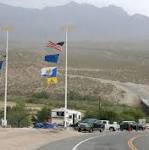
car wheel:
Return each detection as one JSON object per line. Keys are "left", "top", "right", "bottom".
{"left": 78, "top": 128, "right": 81, "bottom": 132}
{"left": 99, "top": 129, "right": 104, "bottom": 132}
{"left": 109, "top": 127, "right": 115, "bottom": 132}
{"left": 89, "top": 128, "right": 93, "bottom": 133}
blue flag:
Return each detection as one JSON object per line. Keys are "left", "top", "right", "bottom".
{"left": 44, "top": 54, "right": 59, "bottom": 63}
{"left": 0, "top": 61, "right": 3, "bottom": 70}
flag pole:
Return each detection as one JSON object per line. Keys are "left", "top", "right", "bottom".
{"left": 62, "top": 24, "right": 74, "bottom": 128}
{"left": 64, "top": 28, "right": 68, "bottom": 128}
{"left": 3, "top": 30, "right": 9, "bottom": 127}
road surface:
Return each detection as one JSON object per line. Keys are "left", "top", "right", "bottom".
{"left": 133, "top": 133, "right": 149, "bottom": 150}
{"left": 39, "top": 131, "right": 149, "bottom": 150}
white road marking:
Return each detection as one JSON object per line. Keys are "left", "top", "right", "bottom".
{"left": 72, "top": 132, "right": 117, "bottom": 150}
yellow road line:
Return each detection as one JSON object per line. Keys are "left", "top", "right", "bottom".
{"left": 128, "top": 133, "right": 149, "bottom": 150}
{"left": 128, "top": 135, "right": 139, "bottom": 150}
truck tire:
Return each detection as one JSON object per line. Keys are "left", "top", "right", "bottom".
{"left": 89, "top": 128, "right": 93, "bottom": 133}
{"left": 109, "top": 127, "right": 115, "bottom": 132}
{"left": 78, "top": 128, "right": 82, "bottom": 132}
{"left": 99, "top": 128, "right": 104, "bottom": 132}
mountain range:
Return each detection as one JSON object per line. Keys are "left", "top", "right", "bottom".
{"left": 0, "top": 1, "right": 149, "bottom": 42}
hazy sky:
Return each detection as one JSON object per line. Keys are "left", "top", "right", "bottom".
{"left": 0, "top": 0, "right": 148, "bottom": 16}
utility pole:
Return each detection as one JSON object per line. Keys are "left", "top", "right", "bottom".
{"left": 98, "top": 96, "right": 102, "bottom": 119}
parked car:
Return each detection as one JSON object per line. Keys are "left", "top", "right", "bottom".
{"left": 77, "top": 118, "right": 105, "bottom": 133}
{"left": 93, "top": 120, "right": 105, "bottom": 132}
{"left": 120, "top": 122, "right": 134, "bottom": 131}
{"left": 145, "top": 123, "right": 149, "bottom": 129}
{"left": 99, "top": 120, "right": 120, "bottom": 131}
{"left": 120, "top": 121, "right": 145, "bottom": 131}
{"left": 78, "top": 122, "right": 94, "bottom": 132}
{"left": 137, "top": 124, "right": 146, "bottom": 130}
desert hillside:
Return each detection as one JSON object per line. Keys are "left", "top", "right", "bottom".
{"left": 0, "top": 42, "right": 148, "bottom": 106}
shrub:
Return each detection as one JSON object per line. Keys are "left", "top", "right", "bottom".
{"left": 32, "top": 91, "right": 49, "bottom": 99}
{"left": 121, "top": 109, "right": 145, "bottom": 121}
{"left": 99, "top": 110, "right": 118, "bottom": 121}
{"left": 36, "top": 106, "right": 51, "bottom": 122}
{"left": 84, "top": 107, "right": 146, "bottom": 122}
{"left": 6, "top": 101, "right": 30, "bottom": 127}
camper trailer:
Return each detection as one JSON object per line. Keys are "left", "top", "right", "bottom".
{"left": 51, "top": 108, "right": 81, "bottom": 126}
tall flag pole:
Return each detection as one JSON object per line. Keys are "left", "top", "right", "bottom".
{"left": 3, "top": 29, "right": 9, "bottom": 127}
{"left": 64, "top": 28, "right": 68, "bottom": 128}
{"left": 2, "top": 26, "right": 12, "bottom": 127}
{"left": 62, "top": 24, "right": 75, "bottom": 128}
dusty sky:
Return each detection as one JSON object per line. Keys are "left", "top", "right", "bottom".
{"left": 0, "top": 0, "right": 148, "bottom": 16}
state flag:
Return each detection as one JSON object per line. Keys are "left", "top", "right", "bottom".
{"left": 44, "top": 54, "right": 59, "bottom": 63}
{"left": 0, "top": 61, "right": 3, "bottom": 70}
{"left": 47, "top": 77, "right": 58, "bottom": 85}
{"left": 41, "top": 67, "right": 57, "bottom": 77}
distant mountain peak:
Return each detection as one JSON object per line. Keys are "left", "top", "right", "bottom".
{"left": 66, "top": 1, "right": 79, "bottom": 6}
{"left": 63, "top": 1, "right": 81, "bottom": 8}
{"left": 100, "top": 5, "right": 128, "bottom": 16}
{"left": 108, "top": 5, "right": 127, "bottom": 12}
{"left": 64, "top": 1, "right": 98, "bottom": 8}
{"left": 0, "top": 2, "right": 148, "bottom": 42}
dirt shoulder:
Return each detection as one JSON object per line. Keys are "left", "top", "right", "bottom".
{"left": 0, "top": 128, "right": 82, "bottom": 150}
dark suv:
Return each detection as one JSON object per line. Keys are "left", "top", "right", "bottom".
{"left": 78, "top": 118, "right": 105, "bottom": 133}
{"left": 120, "top": 121, "right": 145, "bottom": 131}
{"left": 78, "top": 122, "right": 94, "bottom": 132}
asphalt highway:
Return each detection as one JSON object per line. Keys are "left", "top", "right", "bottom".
{"left": 38, "top": 130, "right": 149, "bottom": 150}
{"left": 133, "top": 133, "right": 149, "bottom": 150}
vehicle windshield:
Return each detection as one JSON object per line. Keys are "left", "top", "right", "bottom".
{"left": 82, "top": 119, "right": 97, "bottom": 123}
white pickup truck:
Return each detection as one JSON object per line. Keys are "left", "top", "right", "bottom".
{"left": 99, "top": 120, "right": 120, "bottom": 131}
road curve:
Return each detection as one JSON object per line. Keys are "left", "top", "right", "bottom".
{"left": 38, "top": 131, "right": 149, "bottom": 150}
{"left": 132, "top": 133, "right": 149, "bottom": 150}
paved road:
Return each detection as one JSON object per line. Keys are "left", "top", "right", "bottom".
{"left": 38, "top": 131, "right": 149, "bottom": 150}
{"left": 133, "top": 133, "right": 149, "bottom": 150}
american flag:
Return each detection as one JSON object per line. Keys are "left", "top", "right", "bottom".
{"left": 47, "top": 41, "right": 64, "bottom": 51}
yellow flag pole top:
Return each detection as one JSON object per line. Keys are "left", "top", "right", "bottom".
{"left": 2, "top": 26, "right": 13, "bottom": 32}
{"left": 61, "top": 24, "right": 75, "bottom": 32}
